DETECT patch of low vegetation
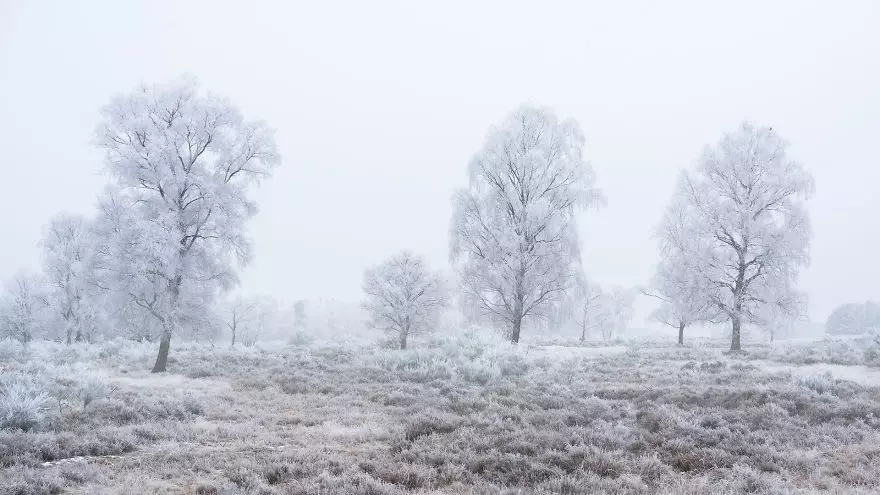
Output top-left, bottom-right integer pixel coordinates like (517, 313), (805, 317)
(3, 333), (880, 494)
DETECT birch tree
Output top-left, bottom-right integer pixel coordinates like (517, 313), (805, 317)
(450, 105), (603, 343)
(0, 274), (49, 344)
(41, 213), (100, 344)
(676, 122), (813, 351)
(644, 199), (717, 345)
(94, 78), (280, 372)
(576, 282), (605, 342)
(362, 251), (446, 350)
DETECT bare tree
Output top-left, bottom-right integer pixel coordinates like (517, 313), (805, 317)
(93, 78), (279, 372)
(674, 122), (813, 351)
(225, 296), (258, 347)
(451, 105), (603, 343)
(362, 251), (446, 350)
(577, 282), (605, 342)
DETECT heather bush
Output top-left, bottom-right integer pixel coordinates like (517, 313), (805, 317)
(0, 375), (49, 431)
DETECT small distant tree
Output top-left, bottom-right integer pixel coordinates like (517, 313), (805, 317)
(826, 301), (880, 336)
(225, 296), (258, 347)
(41, 213), (99, 344)
(223, 295), (277, 347)
(575, 282), (635, 341)
(292, 300), (307, 332)
(577, 282), (606, 342)
(362, 251), (446, 349)
(450, 105), (603, 343)
(0, 275), (49, 344)
(604, 286), (636, 341)
(645, 193), (718, 345)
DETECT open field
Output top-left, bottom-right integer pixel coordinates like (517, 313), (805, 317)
(3, 332), (880, 494)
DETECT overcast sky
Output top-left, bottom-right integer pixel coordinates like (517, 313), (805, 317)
(1, 0), (878, 325)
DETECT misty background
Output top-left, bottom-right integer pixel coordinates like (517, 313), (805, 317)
(1, 0), (878, 327)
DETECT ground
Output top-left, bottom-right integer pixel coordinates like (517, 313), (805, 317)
(2, 331), (880, 494)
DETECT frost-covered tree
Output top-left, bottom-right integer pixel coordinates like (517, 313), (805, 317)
(643, 262), (714, 345)
(223, 295), (277, 347)
(826, 301), (880, 335)
(644, 203), (717, 345)
(94, 78), (279, 372)
(0, 274), (50, 344)
(41, 213), (100, 344)
(362, 251), (446, 350)
(603, 286), (636, 341)
(450, 105), (603, 343)
(576, 282), (605, 342)
(573, 282), (634, 341)
(224, 296), (258, 347)
(292, 300), (307, 332)
(675, 122), (813, 351)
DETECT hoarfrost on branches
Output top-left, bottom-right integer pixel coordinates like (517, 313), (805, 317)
(450, 105), (603, 343)
(93, 77), (280, 372)
(674, 122), (813, 351)
(362, 251), (446, 350)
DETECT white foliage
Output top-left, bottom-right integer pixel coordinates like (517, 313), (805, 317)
(0, 375), (49, 431)
(41, 213), (104, 344)
(91, 77), (280, 370)
(645, 202), (718, 342)
(0, 274), (51, 344)
(451, 105), (603, 342)
(673, 122), (813, 350)
(575, 282), (636, 341)
(362, 251), (446, 349)
(826, 301), (880, 336)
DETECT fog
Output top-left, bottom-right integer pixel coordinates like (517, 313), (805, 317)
(2, 0), (878, 325)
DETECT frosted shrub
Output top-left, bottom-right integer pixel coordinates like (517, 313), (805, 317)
(0, 375), (49, 431)
(77, 374), (111, 408)
(797, 371), (834, 395)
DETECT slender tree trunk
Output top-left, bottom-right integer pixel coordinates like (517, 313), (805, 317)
(151, 331), (172, 373)
(730, 317), (742, 351)
(510, 271), (525, 344)
(399, 332), (408, 350)
(152, 276), (181, 373)
(66, 327), (73, 345)
(230, 325), (236, 347)
(678, 322), (685, 345)
(580, 322), (587, 342)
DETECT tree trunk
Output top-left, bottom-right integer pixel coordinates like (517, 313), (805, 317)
(152, 275), (181, 373)
(511, 315), (522, 343)
(730, 317), (742, 351)
(230, 326), (236, 347)
(151, 331), (171, 373)
(399, 333), (408, 350)
(678, 322), (685, 345)
(580, 323), (587, 342)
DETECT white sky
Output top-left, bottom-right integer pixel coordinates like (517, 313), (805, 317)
(1, 0), (878, 325)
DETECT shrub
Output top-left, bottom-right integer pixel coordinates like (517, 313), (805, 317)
(76, 374), (111, 409)
(797, 371), (834, 395)
(0, 375), (49, 431)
